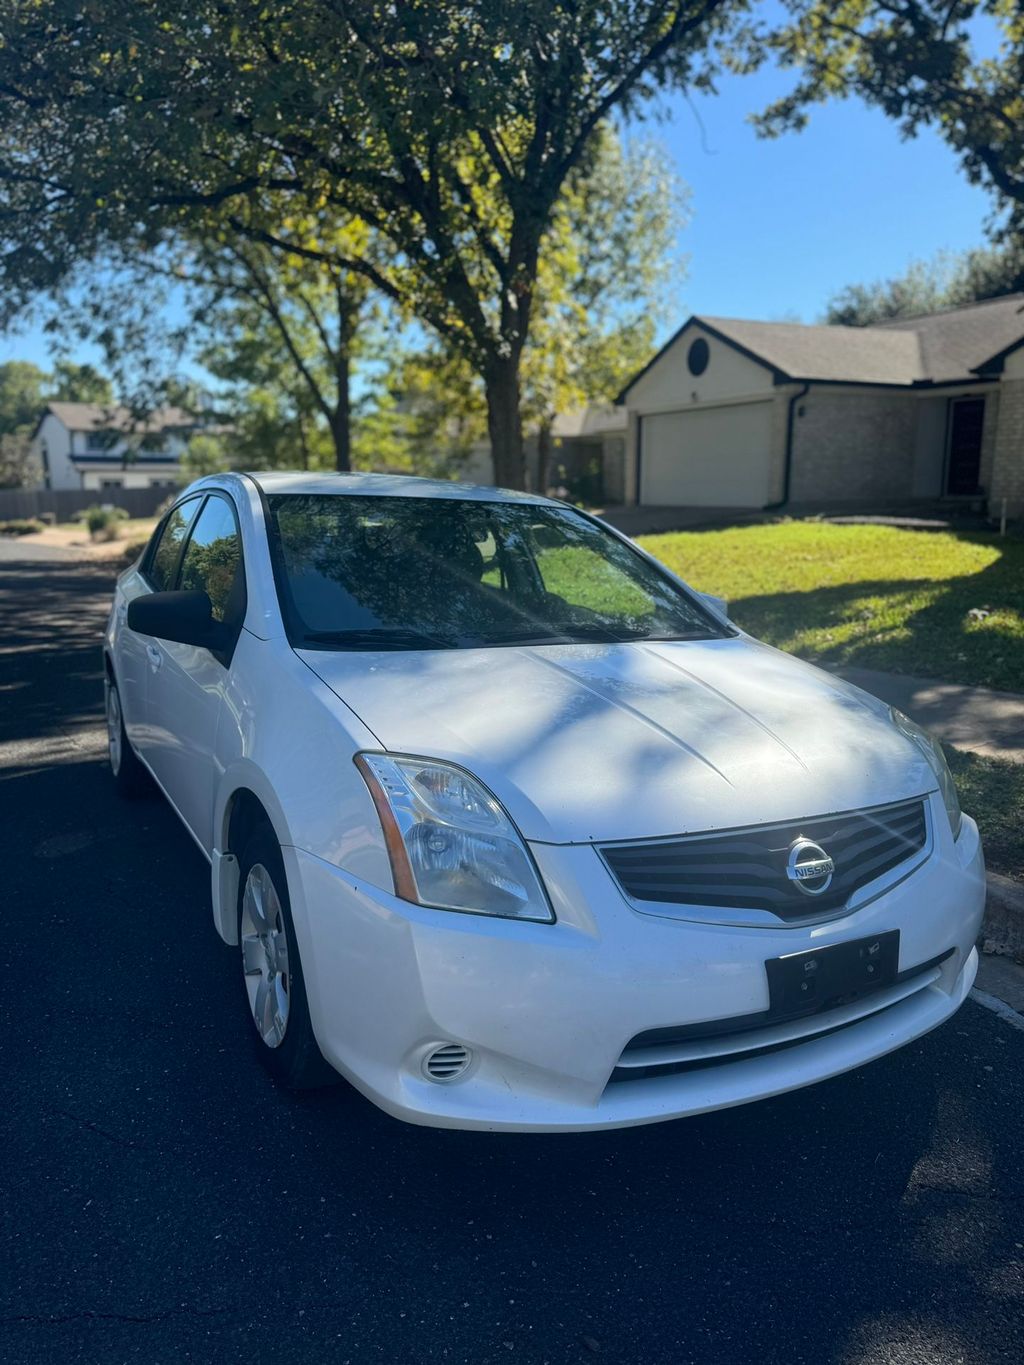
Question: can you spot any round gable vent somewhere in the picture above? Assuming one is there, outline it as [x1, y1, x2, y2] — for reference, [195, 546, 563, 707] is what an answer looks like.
[687, 337, 710, 376]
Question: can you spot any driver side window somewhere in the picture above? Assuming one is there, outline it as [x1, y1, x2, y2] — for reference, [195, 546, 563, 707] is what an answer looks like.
[147, 497, 201, 591]
[178, 496, 245, 624]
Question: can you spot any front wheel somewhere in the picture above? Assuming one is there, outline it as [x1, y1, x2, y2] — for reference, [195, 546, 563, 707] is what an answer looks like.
[237, 824, 336, 1089]
[105, 676, 149, 797]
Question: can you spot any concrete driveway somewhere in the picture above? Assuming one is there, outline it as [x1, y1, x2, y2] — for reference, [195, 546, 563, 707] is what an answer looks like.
[3, 556, 1024, 1365]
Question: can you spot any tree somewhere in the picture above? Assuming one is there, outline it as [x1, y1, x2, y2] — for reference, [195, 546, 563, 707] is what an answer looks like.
[191, 226, 381, 472]
[825, 242, 1024, 325]
[0, 356, 120, 485]
[0, 0, 736, 487]
[0, 432, 36, 488]
[0, 361, 48, 489]
[0, 361, 48, 436]
[180, 432, 232, 482]
[360, 127, 685, 489]
[520, 128, 684, 491]
[355, 344, 488, 478]
[739, 2, 1024, 229]
[50, 361, 113, 406]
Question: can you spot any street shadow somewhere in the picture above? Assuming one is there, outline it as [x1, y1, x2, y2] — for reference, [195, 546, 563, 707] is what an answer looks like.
[5, 552, 1022, 1364]
[6, 746, 1020, 1365]
[0, 557, 121, 746]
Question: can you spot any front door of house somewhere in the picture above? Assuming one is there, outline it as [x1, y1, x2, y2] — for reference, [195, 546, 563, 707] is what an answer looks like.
[946, 397, 986, 496]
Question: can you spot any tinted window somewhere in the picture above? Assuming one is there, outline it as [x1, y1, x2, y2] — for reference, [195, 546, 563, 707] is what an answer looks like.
[178, 496, 244, 623]
[148, 497, 201, 591]
[268, 494, 725, 650]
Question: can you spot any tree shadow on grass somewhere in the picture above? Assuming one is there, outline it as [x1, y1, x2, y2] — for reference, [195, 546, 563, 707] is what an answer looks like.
[728, 550, 1024, 693]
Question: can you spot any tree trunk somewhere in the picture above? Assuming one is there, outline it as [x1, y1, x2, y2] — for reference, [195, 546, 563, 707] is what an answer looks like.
[331, 343, 352, 473]
[484, 358, 526, 490]
[296, 414, 311, 470]
[536, 416, 554, 497]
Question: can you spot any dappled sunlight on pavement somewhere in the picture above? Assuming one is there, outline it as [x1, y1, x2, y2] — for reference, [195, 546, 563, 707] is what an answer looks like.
[2, 551, 1023, 1365]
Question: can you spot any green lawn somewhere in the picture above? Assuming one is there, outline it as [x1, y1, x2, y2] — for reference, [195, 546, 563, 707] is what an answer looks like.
[636, 520, 1024, 882]
[945, 749, 1024, 883]
[639, 520, 1024, 694]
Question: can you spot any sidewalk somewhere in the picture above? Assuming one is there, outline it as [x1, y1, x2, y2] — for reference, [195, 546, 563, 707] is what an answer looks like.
[834, 665, 1024, 765]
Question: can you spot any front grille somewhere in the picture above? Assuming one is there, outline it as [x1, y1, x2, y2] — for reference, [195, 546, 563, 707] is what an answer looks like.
[601, 798, 928, 921]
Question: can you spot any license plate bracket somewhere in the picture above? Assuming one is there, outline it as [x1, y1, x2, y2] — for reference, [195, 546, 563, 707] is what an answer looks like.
[765, 930, 900, 1019]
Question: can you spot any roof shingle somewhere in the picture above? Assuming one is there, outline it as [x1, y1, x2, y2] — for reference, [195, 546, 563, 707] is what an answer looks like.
[44, 402, 197, 433]
[621, 293, 1024, 398]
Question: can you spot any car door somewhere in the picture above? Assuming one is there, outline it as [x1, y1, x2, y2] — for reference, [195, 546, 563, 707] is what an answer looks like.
[115, 496, 202, 755]
[143, 492, 246, 853]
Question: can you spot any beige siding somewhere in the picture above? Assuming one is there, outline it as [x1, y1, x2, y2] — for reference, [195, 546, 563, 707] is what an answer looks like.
[627, 324, 775, 412]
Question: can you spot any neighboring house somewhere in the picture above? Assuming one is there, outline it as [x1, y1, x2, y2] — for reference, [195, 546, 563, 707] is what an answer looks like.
[30, 403, 202, 492]
[460, 401, 627, 495]
[616, 294, 1024, 517]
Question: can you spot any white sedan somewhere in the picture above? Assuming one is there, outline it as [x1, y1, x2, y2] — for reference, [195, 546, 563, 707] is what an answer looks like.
[104, 472, 986, 1131]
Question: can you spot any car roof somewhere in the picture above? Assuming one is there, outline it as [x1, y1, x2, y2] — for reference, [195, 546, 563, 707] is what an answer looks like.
[244, 470, 553, 504]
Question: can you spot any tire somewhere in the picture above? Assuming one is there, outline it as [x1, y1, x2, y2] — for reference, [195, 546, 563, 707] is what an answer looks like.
[105, 675, 149, 798]
[237, 823, 336, 1089]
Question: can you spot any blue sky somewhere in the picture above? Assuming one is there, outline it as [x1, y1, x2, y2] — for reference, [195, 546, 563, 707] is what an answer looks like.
[650, 58, 994, 327]
[0, 45, 996, 374]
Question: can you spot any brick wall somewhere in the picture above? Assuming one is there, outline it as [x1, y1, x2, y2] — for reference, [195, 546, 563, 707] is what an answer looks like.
[789, 389, 918, 503]
[979, 389, 1000, 494]
[990, 377, 1024, 517]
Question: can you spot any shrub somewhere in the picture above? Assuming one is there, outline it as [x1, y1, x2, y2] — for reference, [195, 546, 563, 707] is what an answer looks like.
[0, 517, 44, 536]
[79, 504, 129, 540]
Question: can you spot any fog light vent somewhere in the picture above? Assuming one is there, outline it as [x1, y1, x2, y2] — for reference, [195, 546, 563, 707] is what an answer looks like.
[422, 1043, 472, 1083]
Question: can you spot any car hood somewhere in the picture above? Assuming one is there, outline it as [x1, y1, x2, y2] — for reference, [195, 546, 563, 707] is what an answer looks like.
[298, 637, 935, 844]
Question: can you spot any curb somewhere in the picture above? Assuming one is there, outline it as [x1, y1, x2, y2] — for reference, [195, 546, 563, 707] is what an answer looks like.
[981, 871, 1024, 959]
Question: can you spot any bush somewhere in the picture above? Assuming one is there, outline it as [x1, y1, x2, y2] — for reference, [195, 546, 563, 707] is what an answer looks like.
[78, 504, 129, 541]
[0, 517, 44, 536]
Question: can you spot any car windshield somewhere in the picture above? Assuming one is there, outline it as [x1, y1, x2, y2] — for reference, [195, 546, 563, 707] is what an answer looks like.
[266, 493, 729, 650]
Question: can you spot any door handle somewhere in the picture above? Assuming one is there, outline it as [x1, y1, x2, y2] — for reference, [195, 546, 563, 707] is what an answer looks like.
[145, 643, 163, 671]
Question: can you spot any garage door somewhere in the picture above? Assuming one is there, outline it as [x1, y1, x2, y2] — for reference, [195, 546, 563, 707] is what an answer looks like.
[640, 402, 773, 507]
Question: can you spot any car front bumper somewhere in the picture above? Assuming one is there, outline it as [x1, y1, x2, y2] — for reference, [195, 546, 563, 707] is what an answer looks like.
[285, 803, 986, 1132]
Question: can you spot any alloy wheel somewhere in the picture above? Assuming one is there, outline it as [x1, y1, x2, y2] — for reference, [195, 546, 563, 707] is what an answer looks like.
[240, 863, 291, 1048]
[105, 682, 122, 776]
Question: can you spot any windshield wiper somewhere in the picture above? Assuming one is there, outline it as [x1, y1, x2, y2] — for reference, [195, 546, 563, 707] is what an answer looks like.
[301, 627, 455, 650]
[486, 623, 651, 645]
[486, 623, 724, 646]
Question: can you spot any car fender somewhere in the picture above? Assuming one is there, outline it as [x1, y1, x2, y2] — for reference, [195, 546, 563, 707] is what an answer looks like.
[210, 666, 395, 944]
[211, 758, 296, 944]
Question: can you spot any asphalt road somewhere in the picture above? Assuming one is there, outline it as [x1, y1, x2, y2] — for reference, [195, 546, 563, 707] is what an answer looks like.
[3, 556, 1023, 1365]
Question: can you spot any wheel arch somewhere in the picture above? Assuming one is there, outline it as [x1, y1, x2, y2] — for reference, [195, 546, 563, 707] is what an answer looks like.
[212, 767, 293, 946]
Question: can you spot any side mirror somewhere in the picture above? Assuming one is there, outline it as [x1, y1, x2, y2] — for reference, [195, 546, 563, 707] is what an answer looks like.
[127, 590, 230, 651]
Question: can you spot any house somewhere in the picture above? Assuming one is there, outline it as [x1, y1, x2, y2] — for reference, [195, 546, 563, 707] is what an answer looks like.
[30, 403, 202, 492]
[616, 294, 1024, 517]
[460, 401, 627, 496]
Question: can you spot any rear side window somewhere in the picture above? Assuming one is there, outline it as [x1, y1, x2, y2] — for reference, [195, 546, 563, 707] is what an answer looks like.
[178, 495, 244, 623]
[148, 498, 201, 591]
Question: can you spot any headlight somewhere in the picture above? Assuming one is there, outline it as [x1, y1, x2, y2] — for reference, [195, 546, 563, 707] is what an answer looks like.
[890, 708, 962, 840]
[355, 753, 554, 922]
